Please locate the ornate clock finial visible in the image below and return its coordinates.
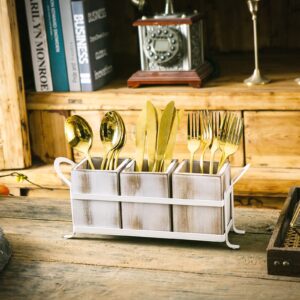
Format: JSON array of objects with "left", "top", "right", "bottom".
[{"left": 164, "top": 0, "right": 175, "bottom": 15}]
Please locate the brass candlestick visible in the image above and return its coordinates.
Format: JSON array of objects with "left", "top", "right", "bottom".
[
  {"left": 244, "top": 0, "right": 270, "bottom": 86},
  {"left": 131, "top": 0, "right": 146, "bottom": 11}
]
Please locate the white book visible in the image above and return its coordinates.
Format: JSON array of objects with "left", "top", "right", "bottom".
[
  {"left": 24, "top": 0, "right": 53, "bottom": 92},
  {"left": 59, "top": 0, "right": 81, "bottom": 91}
]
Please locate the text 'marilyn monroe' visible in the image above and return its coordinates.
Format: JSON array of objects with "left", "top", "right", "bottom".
[{"left": 30, "top": 0, "right": 51, "bottom": 91}]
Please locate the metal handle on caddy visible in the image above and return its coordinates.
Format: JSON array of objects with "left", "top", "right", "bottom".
[
  {"left": 231, "top": 164, "right": 251, "bottom": 187},
  {"left": 222, "top": 164, "right": 250, "bottom": 248},
  {"left": 224, "top": 164, "right": 251, "bottom": 199},
  {"left": 54, "top": 157, "right": 76, "bottom": 188}
]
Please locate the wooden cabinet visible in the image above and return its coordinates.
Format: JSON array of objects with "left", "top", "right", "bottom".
[
  {"left": 0, "top": 0, "right": 31, "bottom": 169},
  {"left": 0, "top": 0, "right": 300, "bottom": 197}
]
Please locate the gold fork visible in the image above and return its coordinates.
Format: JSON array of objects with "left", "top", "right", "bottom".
[
  {"left": 199, "top": 110, "right": 212, "bottom": 174},
  {"left": 217, "top": 113, "right": 243, "bottom": 173},
  {"left": 187, "top": 112, "right": 201, "bottom": 173},
  {"left": 209, "top": 111, "right": 221, "bottom": 175}
]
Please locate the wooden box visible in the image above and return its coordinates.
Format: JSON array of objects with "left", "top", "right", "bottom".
[
  {"left": 120, "top": 160, "right": 178, "bottom": 231},
  {"left": 267, "top": 187, "right": 300, "bottom": 277},
  {"left": 55, "top": 157, "right": 130, "bottom": 230},
  {"left": 172, "top": 160, "right": 231, "bottom": 235}
]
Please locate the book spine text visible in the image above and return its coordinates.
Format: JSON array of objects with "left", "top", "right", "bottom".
[
  {"left": 59, "top": 0, "right": 81, "bottom": 91},
  {"left": 25, "top": 0, "right": 53, "bottom": 92},
  {"left": 72, "top": 1, "right": 92, "bottom": 91},
  {"left": 43, "top": 0, "right": 69, "bottom": 91}
]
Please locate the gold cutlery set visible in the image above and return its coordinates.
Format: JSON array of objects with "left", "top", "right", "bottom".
[
  {"left": 187, "top": 111, "right": 243, "bottom": 174},
  {"left": 64, "top": 112, "right": 126, "bottom": 170},
  {"left": 64, "top": 106, "right": 243, "bottom": 175},
  {"left": 135, "top": 101, "right": 183, "bottom": 172}
]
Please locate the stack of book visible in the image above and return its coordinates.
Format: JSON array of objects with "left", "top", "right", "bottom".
[{"left": 25, "top": 0, "right": 113, "bottom": 92}]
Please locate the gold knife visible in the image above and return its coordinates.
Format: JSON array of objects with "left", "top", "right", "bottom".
[
  {"left": 163, "top": 109, "right": 183, "bottom": 172},
  {"left": 155, "top": 106, "right": 162, "bottom": 129},
  {"left": 153, "top": 101, "right": 175, "bottom": 172},
  {"left": 135, "top": 105, "right": 147, "bottom": 172},
  {"left": 146, "top": 101, "right": 158, "bottom": 172}
]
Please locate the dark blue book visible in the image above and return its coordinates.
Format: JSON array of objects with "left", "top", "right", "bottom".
[
  {"left": 43, "top": 0, "right": 69, "bottom": 91},
  {"left": 71, "top": 0, "right": 113, "bottom": 91}
]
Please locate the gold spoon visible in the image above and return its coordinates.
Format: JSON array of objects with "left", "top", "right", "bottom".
[
  {"left": 105, "top": 112, "right": 125, "bottom": 170},
  {"left": 64, "top": 115, "right": 95, "bottom": 170},
  {"left": 106, "top": 112, "right": 124, "bottom": 170},
  {"left": 100, "top": 111, "right": 123, "bottom": 170},
  {"left": 106, "top": 112, "right": 125, "bottom": 170},
  {"left": 111, "top": 112, "right": 126, "bottom": 170}
]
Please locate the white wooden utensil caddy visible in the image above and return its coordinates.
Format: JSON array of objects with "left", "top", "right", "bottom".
[{"left": 54, "top": 157, "right": 250, "bottom": 250}]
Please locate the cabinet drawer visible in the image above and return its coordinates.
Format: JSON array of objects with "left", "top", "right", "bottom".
[{"left": 245, "top": 111, "right": 300, "bottom": 168}]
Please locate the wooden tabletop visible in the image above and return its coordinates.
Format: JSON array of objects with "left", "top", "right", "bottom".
[{"left": 0, "top": 196, "right": 299, "bottom": 299}]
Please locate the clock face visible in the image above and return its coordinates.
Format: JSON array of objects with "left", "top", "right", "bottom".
[{"left": 143, "top": 26, "right": 183, "bottom": 66}]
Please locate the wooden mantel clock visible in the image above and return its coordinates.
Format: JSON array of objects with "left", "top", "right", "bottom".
[{"left": 128, "top": 0, "right": 213, "bottom": 88}]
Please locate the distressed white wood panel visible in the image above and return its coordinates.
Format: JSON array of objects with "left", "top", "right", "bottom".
[
  {"left": 120, "top": 160, "right": 177, "bottom": 231},
  {"left": 172, "top": 161, "right": 231, "bottom": 234},
  {"left": 72, "top": 200, "right": 121, "bottom": 228},
  {"left": 71, "top": 158, "right": 129, "bottom": 229}
]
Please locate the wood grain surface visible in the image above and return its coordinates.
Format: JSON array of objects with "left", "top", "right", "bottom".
[
  {"left": 245, "top": 111, "right": 300, "bottom": 168},
  {"left": 26, "top": 53, "right": 300, "bottom": 111},
  {"left": 127, "top": 64, "right": 213, "bottom": 89},
  {"left": 0, "top": 196, "right": 299, "bottom": 300},
  {"left": 26, "top": 77, "right": 300, "bottom": 111},
  {"left": 28, "top": 111, "right": 72, "bottom": 163},
  {"left": 172, "top": 161, "right": 231, "bottom": 235},
  {"left": 113, "top": 0, "right": 300, "bottom": 52},
  {"left": 0, "top": 0, "right": 31, "bottom": 170},
  {"left": 71, "top": 158, "right": 129, "bottom": 229},
  {"left": 120, "top": 161, "right": 176, "bottom": 231}
]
